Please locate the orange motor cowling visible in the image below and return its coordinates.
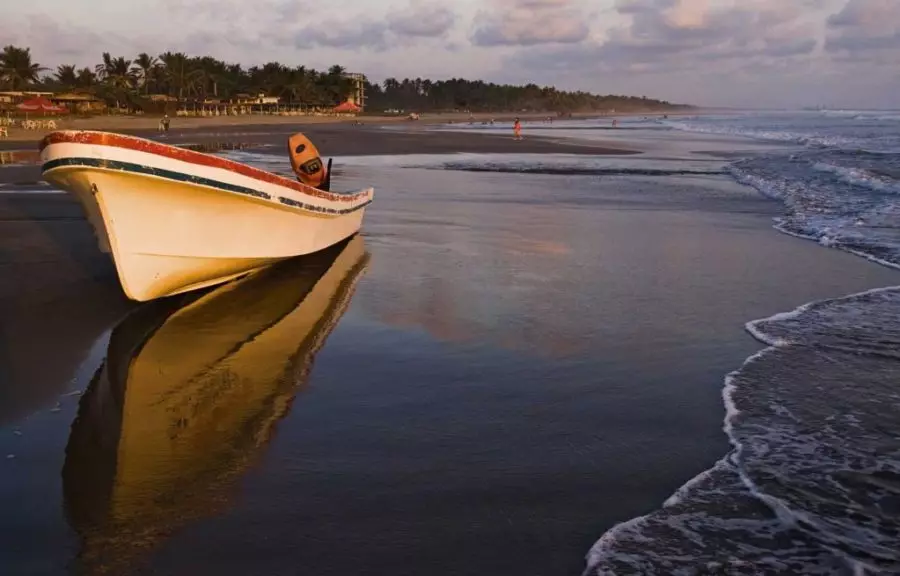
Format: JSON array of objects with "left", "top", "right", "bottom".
[{"left": 288, "top": 132, "right": 331, "bottom": 190}]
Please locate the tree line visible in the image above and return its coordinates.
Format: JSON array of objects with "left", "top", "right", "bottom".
[{"left": 0, "top": 45, "right": 688, "bottom": 113}]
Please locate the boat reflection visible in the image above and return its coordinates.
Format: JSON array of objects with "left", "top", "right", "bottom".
[
  {"left": 0, "top": 149, "right": 40, "bottom": 165},
  {"left": 62, "top": 235, "right": 369, "bottom": 573}
]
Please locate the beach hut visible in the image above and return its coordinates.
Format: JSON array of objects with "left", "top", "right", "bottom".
[{"left": 52, "top": 93, "right": 104, "bottom": 114}]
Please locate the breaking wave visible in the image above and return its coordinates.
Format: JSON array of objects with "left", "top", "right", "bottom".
[
  {"left": 663, "top": 113, "right": 900, "bottom": 154},
  {"left": 729, "top": 150, "right": 900, "bottom": 270},
  {"left": 587, "top": 287, "right": 900, "bottom": 575}
]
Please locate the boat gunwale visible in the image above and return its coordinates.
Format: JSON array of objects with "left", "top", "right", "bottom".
[{"left": 38, "top": 130, "right": 370, "bottom": 204}]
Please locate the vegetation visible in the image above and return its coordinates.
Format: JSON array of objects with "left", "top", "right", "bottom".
[
  {"left": 0, "top": 44, "right": 688, "bottom": 113},
  {"left": 366, "top": 78, "right": 683, "bottom": 113},
  {"left": 0, "top": 46, "right": 46, "bottom": 90}
]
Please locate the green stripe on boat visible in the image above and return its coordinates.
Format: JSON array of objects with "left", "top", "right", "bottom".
[{"left": 41, "top": 157, "right": 369, "bottom": 215}]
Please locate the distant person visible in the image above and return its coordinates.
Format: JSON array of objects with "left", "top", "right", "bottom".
[
  {"left": 162, "top": 114, "right": 171, "bottom": 132},
  {"left": 513, "top": 118, "right": 522, "bottom": 140}
]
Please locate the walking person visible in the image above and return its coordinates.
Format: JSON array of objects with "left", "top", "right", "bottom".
[{"left": 513, "top": 117, "right": 522, "bottom": 141}]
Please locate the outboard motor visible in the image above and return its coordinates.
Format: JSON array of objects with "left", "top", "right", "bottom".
[{"left": 288, "top": 132, "right": 332, "bottom": 191}]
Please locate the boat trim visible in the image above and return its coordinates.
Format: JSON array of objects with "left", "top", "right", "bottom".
[{"left": 42, "top": 157, "right": 372, "bottom": 216}]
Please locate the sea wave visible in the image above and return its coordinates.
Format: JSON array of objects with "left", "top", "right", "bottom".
[
  {"left": 811, "top": 162, "right": 900, "bottom": 195},
  {"left": 586, "top": 287, "right": 900, "bottom": 575},
  {"left": 727, "top": 148, "right": 900, "bottom": 269},
  {"left": 664, "top": 116, "right": 900, "bottom": 154},
  {"left": 820, "top": 110, "right": 900, "bottom": 123},
  {"left": 587, "top": 112, "right": 900, "bottom": 575}
]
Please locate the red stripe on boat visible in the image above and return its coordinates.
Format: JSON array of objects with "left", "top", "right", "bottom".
[{"left": 39, "top": 131, "right": 364, "bottom": 203}]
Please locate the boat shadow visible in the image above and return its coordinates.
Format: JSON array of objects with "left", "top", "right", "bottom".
[{"left": 61, "top": 234, "right": 370, "bottom": 575}]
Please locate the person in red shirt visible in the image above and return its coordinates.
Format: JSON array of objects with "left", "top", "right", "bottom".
[{"left": 513, "top": 118, "right": 522, "bottom": 140}]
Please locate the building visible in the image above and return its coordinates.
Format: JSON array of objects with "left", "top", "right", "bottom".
[
  {"left": 50, "top": 93, "right": 105, "bottom": 113},
  {"left": 344, "top": 73, "right": 366, "bottom": 110}
]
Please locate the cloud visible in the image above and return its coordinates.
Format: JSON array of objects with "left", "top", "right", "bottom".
[
  {"left": 0, "top": 14, "right": 150, "bottom": 67},
  {"left": 825, "top": 0, "right": 900, "bottom": 57},
  {"left": 3, "top": 0, "right": 460, "bottom": 67},
  {"left": 490, "top": 0, "right": 862, "bottom": 107},
  {"left": 3, "top": 0, "right": 898, "bottom": 108},
  {"left": 293, "top": 20, "right": 390, "bottom": 50},
  {"left": 471, "top": 0, "right": 591, "bottom": 47},
  {"left": 290, "top": 2, "right": 458, "bottom": 51},
  {"left": 606, "top": 0, "right": 818, "bottom": 67},
  {"left": 387, "top": 2, "right": 457, "bottom": 38},
  {"left": 500, "top": 0, "right": 822, "bottom": 82}
]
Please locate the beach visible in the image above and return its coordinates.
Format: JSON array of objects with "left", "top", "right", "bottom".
[{"left": 1, "top": 116, "right": 898, "bottom": 575}]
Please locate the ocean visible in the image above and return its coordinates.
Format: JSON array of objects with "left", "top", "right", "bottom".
[{"left": 442, "top": 111, "right": 900, "bottom": 575}]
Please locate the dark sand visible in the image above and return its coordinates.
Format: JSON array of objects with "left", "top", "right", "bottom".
[
  {"left": 0, "top": 193, "right": 133, "bottom": 424},
  {"left": 0, "top": 121, "right": 635, "bottom": 155},
  {"left": 1, "top": 126, "right": 898, "bottom": 575}
]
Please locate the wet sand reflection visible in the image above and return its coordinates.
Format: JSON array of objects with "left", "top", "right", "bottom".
[{"left": 62, "top": 235, "right": 369, "bottom": 574}]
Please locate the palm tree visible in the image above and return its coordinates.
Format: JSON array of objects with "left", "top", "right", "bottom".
[
  {"left": 158, "top": 52, "right": 198, "bottom": 99},
  {"left": 0, "top": 45, "right": 46, "bottom": 90},
  {"left": 54, "top": 65, "right": 78, "bottom": 89},
  {"left": 133, "top": 53, "right": 158, "bottom": 94},
  {"left": 95, "top": 52, "right": 137, "bottom": 109},
  {"left": 76, "top": 67, "right": 97, "bottom": 88},
  {"left": 383, "top": 77, "right": 400, "bottom": 92},
  {"left": 95, "top": 52, "right": 136, "bottom": 90}
]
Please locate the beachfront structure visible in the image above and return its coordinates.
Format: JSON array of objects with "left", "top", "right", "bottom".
[
  {"left": 344, "top": 72, "right": 366, "bottom": 111},
  {"left": 50, "top": 93, "right": 105, "bottom": 113},
  {"left": 3, "top": 86, "right": 359, "bottom": 119},
  {"left": 0, "top": 90, "right": 55, "bottom": 102}
]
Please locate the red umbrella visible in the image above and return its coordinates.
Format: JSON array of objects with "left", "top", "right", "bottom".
[
  {"left": 16, "top": 97, "right": 67, "bottom": 114},
  {"left": 333, "top": 101, "right": 360, "bottom": 113}
]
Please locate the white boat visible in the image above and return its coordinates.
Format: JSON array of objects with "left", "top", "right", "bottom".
[{"left": 39, "top": 130, "right": 373, "bottom": 301}]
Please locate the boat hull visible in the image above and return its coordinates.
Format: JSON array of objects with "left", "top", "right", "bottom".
[{"left": 39, "top": 131, "right": 373, "bottom": 301}]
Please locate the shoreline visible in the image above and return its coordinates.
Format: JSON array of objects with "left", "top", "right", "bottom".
[{"left": 0, "top": 108, "right": 699, "bottom": 144}]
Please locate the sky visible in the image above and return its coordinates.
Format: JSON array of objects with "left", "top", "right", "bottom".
[{"left": 3, "top": 0, "right": 899, "bottom": 109}]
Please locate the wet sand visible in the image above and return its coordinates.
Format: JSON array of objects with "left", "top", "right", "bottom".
[
  {"left": 2, "top": 126, "right": 898, "bottom": 575},
  {"left": 0, "top": 193, "right": 133, "bottom": 424},
  {"left": 0, "top": 120, "right": 635, "bottom": 155}
]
